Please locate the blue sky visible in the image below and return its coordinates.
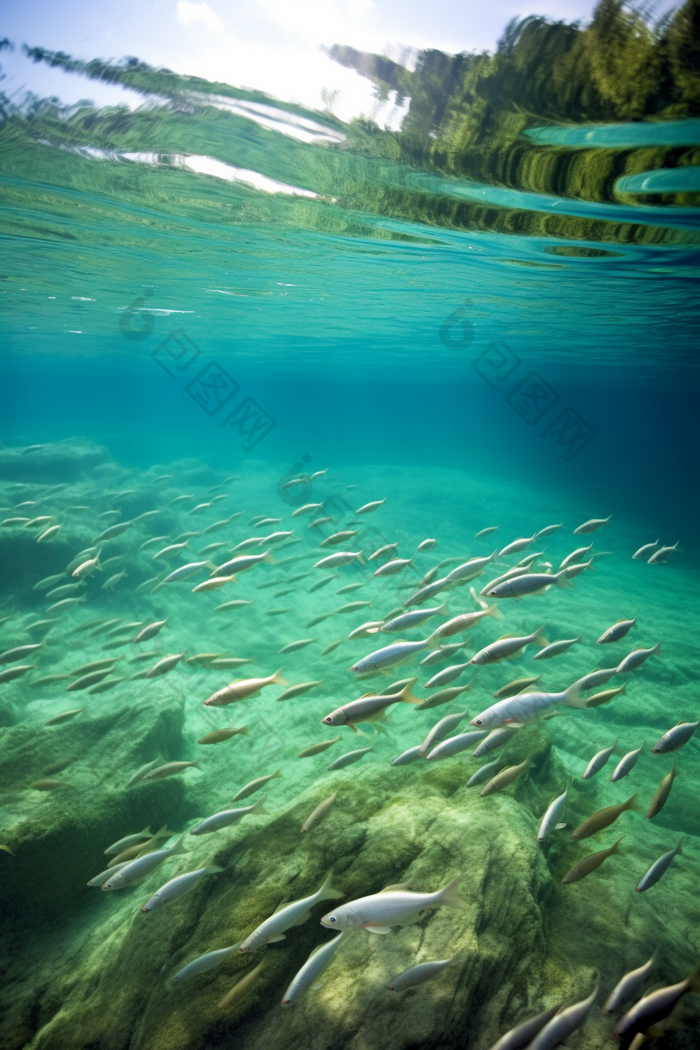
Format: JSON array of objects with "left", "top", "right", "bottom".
[{"left": 1, "top": 0, "right": 680, "bottom": 123}]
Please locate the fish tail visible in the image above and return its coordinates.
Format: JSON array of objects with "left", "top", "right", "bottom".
[
  {"left": 437, "top": 876, "right": 468, "bottom": 910},
  {"left": 272, "top": 670, "right": 289, "bottom": 686},
  {"left": 272, "top": 769, "right": 283, "bottom": 779},
  {"left": 205, "top": 863, "right": 225, "bottom": 874},
  {"left": 687, "top": 964, "right": 700, "bottom": 993},
  {"left": 262, "top": 550, "right": 277, "bottom": 565},
  {"left": 251, "top": 795, "right": 269, "bottom": 816},
  {"left": 356, "top": 551, "right": 365, "bottom": 565},
  {"left": 610, "top": 836, "right": 623, "bottom": 855},
  {"left": 554, "top": 571, "right": 575, "bottom": 588},
  {"left": 399, "top": 678, "right": 421, "bottom": 705},
  {"left": 626, "top": 793, "right": 641, "bottom": 812},
  {"left": 170, "top": 832, "right": 189, "bottom": 856},
  {"left": 533, "top": 627, "right": 549, "bottom": 647},
  {"left": 562, "top": 680, "right": 587, "bottom": 709},
  {"left": 317, "top": 870, "right": 344, "bottom": 901}
]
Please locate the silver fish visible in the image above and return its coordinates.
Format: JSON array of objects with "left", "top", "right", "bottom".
[
  {"left": 597, "top": 617, "right": 636, "bottom": 644},
  {"left": 582, "top": 740, "right": 617, "bottom": 780},
  {"left": 350, "top": 640, "right": 430, "bottom": 674},
  {"left": 425, "top": 730, "right": 488, "bottom": 761},
  {"left": 326, "top": 746, "right": 374, "bottom": 770},
  {"left": 190, "top": 797, "right": 268, "bottom": 835},
  {"left": 418, "top": 711, "right": 469, "bottom": 757},
  {"left": 386, "top": 956, "right": 455, "bottom": 991},
  {"left": 533, "top": 634, "right": 583, "bottom": 661},
  {"left": 172, "top": 944, "right": 241, "bottom": 983},
  {"left": 603, "top": 953, "right": 657, "bottom": 1013},
  {"left": 320, "top": 877, "right": 466, "bottom": 932},
  {"left": 390, "top": 746, "right": 423, "bottom": 766},
  {"left": 651, "top": 720, "right": 698, "bottom": 753},
  {"left": 240, "top": 872, "right": 343, "bottom": 951},
  {"left": 527, "top": 979, "right": 598, "bottom": 1049},
  {"left": 486, "top": 1004, "right": 562, "bottom": 1050},
  {"left": 142, "top": 865, "right": 223, "bottom": 911},
  {"left": 610, "top": 746, "right": 642, "bottom": 781},
  {"left": 537, "top": 789, "right": 567, "bottom": 841},
  {"left": 281, "top": 933, "right": 346, "bottom": 1005},
  {"left": 470, "top": 680, "right": 585, "bottom": 728},
  {"left": 636, "top": 839, "right": 683, "bottom": 893}
]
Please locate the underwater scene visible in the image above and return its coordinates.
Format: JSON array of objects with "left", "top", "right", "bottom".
[{"left": 0, "top": 2, "right": 699, "bottom": 1048}]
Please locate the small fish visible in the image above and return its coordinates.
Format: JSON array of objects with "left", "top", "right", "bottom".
[
  {"left": 427, "top": 605, "right": 503, "bottom": 642},
  {"left": 419, "top": 643, "right": 464, "bottom": 667},
  {"left": 301, "top": 792, "right": 337, "bottom": 833},
  {"left": 336, "top": 582, "right": 364, "bottom": 594},
  {"left": 172, "top": 944, "right": 241, "bottom": 983},
  {"left": 598, "top": 617, "right": 637, "bottom": 644},
  {"left": 211, "top": 551, "right": 275, "bottom": 577},
  {"left": 380, "top": 603, "right": 448, "bottom": 634},
  {"left": 424, "top": 662, "right": 470, "bottom": 688},
  {"left": 498, "top": 536, "right": 537, "bottom": 557},
  {"left": 611, "top": 746, "right": 642, "bottom": 781},
  {"left": 404, "top": 577, "right": 450, "bottom": 607},
  {"left": 93, "top": 520, "right": 133, "bottom": 543},
  {"left": 31, "top": 779, "right": 67, "bottom": 790},
  {"left": 636, "top": 839, "right": 683, "bottom": 892},
  {"left": 472, "top": 726, "right": 520, "bottom": 757},
  {"left": 466, "top": 759, "right": 504, "bottom": 787},
  {"left": 651, "top": 720, "right": 698, "bottom": 753},
  {"left": 46, "top": 596, "right": 88, "bottom": 615},
  {"left": 373, "top": 558, "right": 412, "bottom": 577},
  {"left": 157, "top": 561, "right": 216, "bottom": 586},
  {"left": 356, "top": 499, "right": 385, "bottom": 514},
  {"left": 134, "top": 620, "right": 167, "bottom": 643},
  {"left": 603, "top": 953, "right": 658, "bottom": 1014},
  {"left": 562, "top": 837, "right": 622, "bottom": 883},
  {"left": 241, "top": 872, "right": 343, "bottom": 951},
  {"left": 326, "top": 745, "right": 374, "bottom": 770},
  {"left": 102, "top": 570, "right": 127, "bottom": 590},
  {"left": 390, "top": 746, "right": 423, "bottom": 766},
  {"left": 0, "top": 643, "right": 44, "bottom": 665},
  {"left": 190, "top": 796, "right": 268, "bottom": 835},
  {"left": 279, "top": 638, "right": 316, "bottom": 654},
  {"left": 573, "top": 667, "right": 617, "bottom": 692},
  {"left": 37, "top": 524, "right": 61, "bottom": 542},
  {"left": 104, "top": 827, "right": 153, "bottom": 855},
  {"left": 471, "top": 627, "right": 549, "bottom": 666},
  {"left": 216, "top": 600, "right": 253, "bottom": 612},
  {"left": 559, "top": 545, "right": 593, "bottom": 570},
  {"left": 418, "top": 711, "right": 469, "bottom": 757},
  {"left": 152, "top": 541, "right": 190, "bottom": 561},
  {"left": 535, "top": 523, "right": 563, "bottom": 538},
  {"left": 582, "top": 740, "right": 618, "bottom": 780},
  {"left": 537, "top": 788, "right": 568, "bottom": 841},
  {"left": 527, "top": 981, "right": 598, "bottom": 1050},
  {"left": 281, "top": 933, "right": 346, "bottom": 1006},
  {"left": 321, "top": 877, "right": 466, "bottom": 933},
  {"left": 322, "top": 640, "right": 343, "bottom": 655},
  {"left": 415, "top": 684, "right": 471, "bottom": 710},
  {"left": 486, "top": 1004, "right": 562, "bottom": 1050},
  {"left": 125, "top": 757, "right": 163, "bottom": 788},
  {"left": 322, "top": 680, "right": 419, "bottom": 729},
  {"left": 277, "top": 680, "right": 323, "bottom": 701},
  {"left": 208, "top": 658, "right": 255, "bottom": 670},
  {"left": 647, "top": 542, "right": 678, "bottom": 564},
  {"left": 87, "top": 861, "right": 130, "bottom": 887},
  {"left": 0, "top": 663, "right": 37, "bottom": 683},
  {"left": 145, "top": 653, "right": 185, "bottom": 677},
  {"left": 647, "top": 762, "right": 678, "bottom": 818},
  {"left": 33, "top": 573, "right": 68, "bottom": 592},
  {"left": 425, "top": 730, "right": 487, "bottom": 761},
  {"left": 571, "top": 794, "right": 639, "bottom": 840},
  {"left": 314, "top": 551, "right": 365, "bottom": 569},
  {"left": 484, "top": 572, "right": 573, "bottom": 599},
  {"left": 291, "top": 503, "right": 324, "bottom": 517},
  {"left": 218, "top": 961, "right": 265, "bottom": 1010},
  {"left": 386, "top": 956, "right": 456, "bottom": 991},
  {"left": 613, "top": 965, "right": 700, "bottom": 1040},
  {"left": 444, "top": 552, "right": 498, "bottom": 583},
  {"left": 480, "top": 758, "right": 531, "bottom": 795},
  {"left": 350, "top": 640, "right": 431, "bottom": 675},
  {"left": 204, "top": 670, "right": 288, "bottom": 706},
  {"left": 45, "top": 708, "right": 84, "bottom": 725},
  {"left": 348, "top": 620, "right": 387, "bottom": 639},
  {"left": 632, "top": 540, "right": 659, "bottom": 560},
  {"left": 66, "top": 669, "right": 111, "bottom": 691},
  {"left": 46, "top": 582, "right": 84, "bottom": 600},
  {"left": 198, "top": 726, "right": 249, "bottom": 745},
  {"left": 232, "top": 770, "right": 282, "bottom": 803},
  {"left": 298, "top": 737, "right": 341, "bottom": 758},
  {"left": 143, "top": 760, "right": 200, "bottom": 780},
  {"left": 142, "top": 864, "right": 224, "bottom": 912},
  {"left": 573, "top": 515, "right": 611, "bottom": 534},
  {"left": 417, "top": 538, "right": 436, "bottom": 551},
  {"left": 616, "top": 642, "right": 661, "bottom": 673},
  {"left": 320, "top": 530, "right": 359, "bottom": 548},
  {"left": 533, "top": 634, "right": 583, "bottom": 661},
  {"left": 102, "top": 833, "right": 188, "bottom": 890}
]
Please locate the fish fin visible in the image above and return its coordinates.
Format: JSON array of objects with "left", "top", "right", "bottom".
[
  {"left": 263, "top": 551, "right": 277, "bottom": 565},
  {"left": 356, "top": 552, "right": 365, "bottom": 565},
  {"left": 626, "top": 793, "right": 641, "bottom": 813},
  {"left": 239, "top": 725, "right": 251, "bottom": 736},
  {"left": 555, "top": 823, "right": 567, "bottom": 830},
  {"left": 205, "top": 864, "right": 225, "bottom": 874},
  {"left": 267, "top": 934, "right": 286, "bottom": 943},
  {"left": 272, "top": 670, "right": 289, "bottom": 686},
  {"left": 437, "top": 875, "right": 468, "bottom": 910},
  {"left": 169, "top": 832, "right": 189, "bottom": 856},
  {"left": 686, "top": 965, "right": 700, "bottom": 993},
  {"left": 533, "top": 628, "right": 549, "bottom": 646},
  {"left": 317, "top": 871, "right": 344, "bottom": 902},
  {"left": 398, "top": 679, "right": 421, "bottom": 705},
  {"left": 251, "top": 795, "right": 269, "bottom": 816},
  {"left": 562, "top": 680, "right": 587, "bottom": 709},
  {"left": 346, "top": 721, "right": 358, "bottom": 732},
  {"left": 272, "top": 769, "right": 283, "bottom": 779},
  {"left": 363, "top": 925, "right": 392, "bottom": 934},
  {"left": 380, "top": 876, "right": 414, "bottom": 893},
  {"left": 486, "top": 602, "right": 505, "bottom": 619}
]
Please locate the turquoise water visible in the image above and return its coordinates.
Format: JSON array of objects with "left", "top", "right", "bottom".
[{"left": 1, "top": 13, "right": 699, "bottom": 1050}]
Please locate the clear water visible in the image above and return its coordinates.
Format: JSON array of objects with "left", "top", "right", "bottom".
[{"left": 0, "top": 13, "right": 699, "bottom": 1050}]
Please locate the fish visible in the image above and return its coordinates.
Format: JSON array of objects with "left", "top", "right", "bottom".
[
  {"left": 350, "top": 640, "right": 431, "bottom": 675},
  {"left": 45, "top": 582, "right": 85, "bottom": 600},
  {"left": 209, "top": 658, "right": 255, "bottom": 670},
  {"left": 466, "top": 759, "right": 504, "bottom": 787},
  {"left": 418, "top": 710, "right": 469, "bottom": 757},
  {"left": 386, "top": 956, "right": 455, "bottom": 991},
  {"left": 139, "top": 536, "right": 169, "bottom": 551},
  {"left": 190, "top": 796, "right": 269, "bottom": 835},
  {"left": 45, "top": 708, "right": 84, "bottom": 725},
  {"left": 231, "top": 770, "right": 282, "bottom": 802},
  {"left": 356, "top": 499, "right": 385, "bottom": 514},
  {"left": 493, "top": 676, "right": 542, "bottom": 699},
  {"left": 445, "top": 553, "right": 498, "bottom": 583},
  {"left": 320, "top": 876, "right": 466, "bottom": 933},
  {"left": 604, "top": 953, "right": 657, "bottom": 1014},
  {"left": 156, "top": 561, "right": 216, "bottom": 586},
  {"left": 298, "top": 737, "right": 341, "bottom": 757},
  {"left": 616, "top": 643, "right": 661, "bottom": 673},
  {"left": 537, "top": 788, "right": 568, "bottom": 841},
  {"left": 66, "top": 669, "right": 112, "bottom": 691},
  {"left": 336, "top": 582, "right": 364, "bottom": 593},
  {"left": 326, "top": 745, "right": 374, "bottom": 770},
  {"left": 424, "top": 662, "right": 471, "bottom": 688},
  {"left": 417, "top": 538, "right": 436, "bottom": 551},
  {"left": 281, "top": 933, "right": 346, "bottom": 1005},
  {"left": 333, "top": 600, "right": 374, "bottom": 615},
  {"left": 403, "top": 577, "right": 450, "bottom": 607},
  {"left": 470, "top": 627, "right": 549, "bottom": 666},
  {"left": 348, "top": 621, "right": 386, "bottom": 639},
  {"left": 484, "top": 572, "right": 573, "bottom": 599},
  {"left": 415, "top": 684, "right": 471, "bottom": 710},
  {"left": 104, "top": 827, "right": 153, "bottom": 855},
  {"left": 320, "top": 530, "right": 360, "bottom": 547},
  {"left": 102, "top": 570, "right": 127, "bottom": 590},
  {"left": 379, "top": 603, "right": 449, "bottom": 633},
  {"left": 571, "top": 794, "right": 639, "bottom": 840},
  {"left": 143, "top": 761, "right": 200, "bottom": 780},
  {"left": 152, "top": 542, "right": 190, "bottom": 561},
  {"left": 470, "top": 680, "right": 585, "bottom": 729},
  {"left": 613, "top": 965, "right": 700, "bottom": 1039},
  {"left": 87, "top": 861, "right": 131, "bottom": 887},
  {"left": 419, "top": 643, "right": 465, "bottom": 666},
  {"left": 526, "top": 980, "right": 598, "bottom": 1049},
  {"left": 559, "top": 545, "right": 593, "bottom": 570},
  {"left": 647, "top": 542, "right": 678, "bottom": 564},
  {"left": 279, "top": 639, "right": 316, "bottom": 654},
  {"left": 37, "top": 524, "right": 61, "bottom": 542},
  {"left": 582, "top": 740, "right": 617, "bottom": 780},
  {"left": 0, "top": 643, "right": 45, "bottom": 665},
  {"left": 472, "top": 726, "right": 520, "bottom": 757},
  {"left": 533, "top": 634, "right": 583, "bottom": 660},
  {"left": 218, "top": 961, "right": 264, "bottom": 1009},
  {"left": 427, "top": 605, "right": 503, "bottom": 643},
  {"left": 597, "top": 617, "right": 637, "bottom": 644},
  {"left": 562, "top": 837, "right": 622, "bottom": 883},
  {"left": 573, "top": 515, "right": 611, "bottom": 534},
  {"left": 33, "top": 573, "right": 68, "bottom": 592},
  {"left": 145, "top": 653, "right": 185, "bottom": 677},
  {"left": 636, "top": 839, "right": 683, "bottom": 892},
  {"left": 204, "top": 670, "right": 288, "bottom": 706},
  {"left": 314, "top": 551, "right": 365, "bottom": 569},
  {"left": 134, "top": 620, "right": 167, "bottom": 643},
  {"left": 479, "top": 567, "right": 529, "bottom": 596},
  {"left": 197, "top": 726, "right": 249, "bottom": 745},
  {"left": 125, "top": 757, "right": 163, "bottom": 788},
  {"left": 276, "top": 681, "right": 323, "bottom": 701},
  {"left": 0, "top": 664, "right": 37, "bottom": 683},
  {"left": 485, "top": 1004, "right": 562, "bottom": 1050},
  {"left": 308, "top": 517, "right": 332, "bottom": 530},
  {"left": 142, "top": 864, "right": 224, "bottom": 912},
  {"left": 373, "top": 558, "right": 412, "bottom": 577},
  {"left": 24, "top": 619, "right": 59, "bottom": 634},
  {"left": 301, "top": 792, "right": 337, "bottom": 833},
  {"left": 498, "top": 536, "right": 537, "bottom": 557},
  {"left": 291, "top": 503, "right": 324, "bottom": 517},
  {"left": 480, "top": 758, "right": 531, "bottom": 796},
  {"left": 172, "top": 944, "right": 241, "bottom": 983},
  {"left": 46, "top": 596, "right": 87, "bottom": 614},
  {"left": 586, "top": 684, "right": 628, "bottom": 709},
  {"left": 322, "top": 640, "right": 344, "bottom": 655},
  {"left": 651, "top": 720, "right": 698, "bottom": 753},
  {"left": 322, "top": 680, "right": 420, "bottom": 729},
  {"left": 611, "top": 746, "right": 642, "bottom": 781},
  {"left": 216, "top": 600, "right": 253, "bottom": 612},
  {"left": 240, "top": 872, "right": 343, "bottom": 952},
  {"left": 102, "top": 833, "right": 188, "bottom": 890},
  {"left": 390, "top": 746, "right": 423, "bottom": 766},
  {"left": 646, "top": 762, "right": 678, "bottom": 818},
  {"left": 536, "top": 523, "right": 563, "bottom": 538},
  {"left": 475, "top": 526, "right": 498, "bottom": 538},
  {"left": 31, "top": 779, "right": 67, "bottom": 790},
  {"left": 572, "top": 667, "right": 617, "bottom": 692},
  {"left": 186, "top": 653, "right": 225, "bottom": 666},
  {"left": 425, "top": 730, "right": 488, "bottom": 761},
  {"left": 93, "top": 521, "right": 134, "bottom": 543},
  {"left": 259, "top": 530, "right": 294, "bottom": 545},
  {"left": 632, "top": 540, "right": 659, "bottom": 560}
]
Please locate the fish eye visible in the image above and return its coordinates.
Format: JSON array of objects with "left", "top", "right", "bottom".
[
  {"left": 475, "top": 719, "right": 482, "bottom": 725},
  {"left": 329, "top": 916, "right": 336, "bottom": 923},
  {"left": 324, "top": 717, "right": 332, "bottom": 723}
]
